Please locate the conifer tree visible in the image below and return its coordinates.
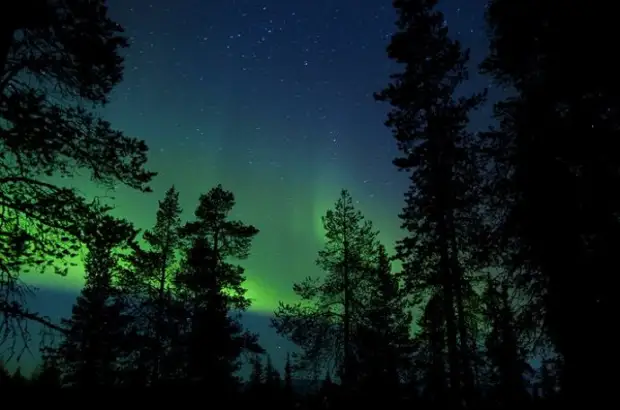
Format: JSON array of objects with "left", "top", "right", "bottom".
[
  {"left": 249, "top": 354, "right": 265, "bottom": 397},
  {"left": 0, "top": 0, "right": 155, "bottom": 339},
  {"left": 356, "top": 244, "right": 412, "bottom": 401},
  {"left": 31, "top": 356, "right": 62, "bottom": 387},
  {"left": 173, "top": 185, "right": 262, "bottom": 392},
  {"left": 0, "top": 361, "right": 10, "bottom": 386},
  {"left": 10, "top": 367, "right": 27, "bottom": 386},
  {"left": 480, "top": 0, "right": 619, "bottom": 400},
  {"left": 482, "top": 277, "right": 530, "bottom": 406},
  {"left": 413, "top": 293, "right": 448, "bottom": 405},
  {"left": 283, "top": 352, "right": 295, "bottom": 405},
  {"left": 375, "top": 0, "right": 486, "bottom": 405},
  {"left": 265, "top": 354, "right": 281, "bottom": 389},
  {"left": 51, "top": 215, "right": 136, "bottom": 387},
  {"left": 272, "top": 189, "right": 378, "bottom": 392},
  {"left": 130, "top": 185, "right": 182, "bottom": 384}
]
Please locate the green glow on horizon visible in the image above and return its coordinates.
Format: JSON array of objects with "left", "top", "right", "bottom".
[{"left": 21, "top": 159, "right": 404, "bottom": 315}]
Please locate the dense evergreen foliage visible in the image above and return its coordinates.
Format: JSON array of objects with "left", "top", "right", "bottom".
[{"left": 0, "top": 0, "right": 609, "bottom": 407}]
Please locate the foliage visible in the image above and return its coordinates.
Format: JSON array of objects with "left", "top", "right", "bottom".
[{"left": 0, "top": 0, "right": 155, "bottom": 348}]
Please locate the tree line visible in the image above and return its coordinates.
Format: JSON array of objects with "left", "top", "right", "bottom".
[{"left": 0, "top": 0, "right": 614, "bottom": 407}]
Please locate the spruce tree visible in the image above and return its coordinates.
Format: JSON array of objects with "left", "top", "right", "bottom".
[
  {"left": 51, "top": 215, "right": 136, "bottom": 387},
  {"left": 375, "top": 0, "right": 486, "bottom": 405},
  {"left": 356, "top": 244, "right": 412, "bottom": 402},
  {"left": 283, "top": 352, "right": 295, "bottom": 402}
]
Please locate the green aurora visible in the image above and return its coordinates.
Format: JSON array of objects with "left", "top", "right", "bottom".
[{"left": 22, "top": 167, "right": 405, "bottom": 314}]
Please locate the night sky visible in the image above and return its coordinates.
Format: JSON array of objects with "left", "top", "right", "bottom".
[{"left": 18, "top": 0, "right": 499, "bottom": 373}]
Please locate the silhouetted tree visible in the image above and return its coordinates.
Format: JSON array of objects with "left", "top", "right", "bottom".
[
  {"left": 172, "top": 185, "right": 262, "bottom": 392},
  {"left": 48, "top": 215, "right": 137, "bottom": 387},
  {"left": 128, "top": 185, "right": 183, "bottom": 384},
  {"left": 272, "top": 190, "right": 378, "bottom": 392},
  {"left": 412, "top": 293, "right": 448, "bottom": 405},
  {"left": 375, "top": 0, "right": 487, "bottom": 406},
  {"left": 480, "top": 0, "right": 619, "bottom": 401},
  {"left": 247, "top": 354, "right": 265, "bottom": 401},
  {"left": 31, "top": 356, "right": 62, "bottom": 387},
  {"left": 282, "top": 352, "right": 295, "bottom": 406},
  {"left": 482, "top": 276, "right": 530, "bottom": 407},
  {"left": 355, "top": 244, "right": 412, "bottom": 402},
  {"left": 0, "top": 0, "right": 155, "bottom": 347},
  {"left": 0, "top": 360, "right": 10, "bottom": 385},
  {"left": 265, "top": 354, "right": 281, "bottom": 388},
  {"left": 10, "top": 367, "right": 27, "bottom": 387}
]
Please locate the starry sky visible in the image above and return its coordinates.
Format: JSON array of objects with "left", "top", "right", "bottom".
[{"left": 17, "top": 0, "right": 500, "bottom": 372}]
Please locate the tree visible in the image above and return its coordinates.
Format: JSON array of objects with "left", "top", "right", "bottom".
[
  {"left": 265, "top": 354, "right": 281, "bottom": 389},
  {"left": 412, "top": 292, "right": 447, "bottom": 405},
  {"left": 355, "top": 244, "right": 412, "bottom": 402},
  {"left": 0, "top": 360, "right": 10, "bottom": 385},
  {"left": 272, "top": 189, "right": 378, "bottom": 392},
  {"left": 374, "top": 0, "right": 487, "bottom": 405},
  {"left": 480, "top": 0, "right": 619, "bottom": 401},
  {"left": 0, "top": 0, "right": 155, "bottom": 344},
  {"left": 482, "top": 276, "right": 530, "bottom": 407},
  {"left": 11, "top": 367, "right": 28, "bottom": 387},
  {"left": 129, "top": 185, "right": 182, "bottom": 384},
  {"left": 172, "top": 185, "right": 262, "bottom": 392},
  {"left": 31, "top": 356, "right": 62, "bottom": 387},
  {"left": 283, "top": 352, "right": 295, "bottom": 402},
  {"left": 49, "top": 215, "right": 136, "bottom": 387}
]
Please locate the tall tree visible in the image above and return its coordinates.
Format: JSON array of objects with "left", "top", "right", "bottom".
[
  {"left": 49, "top": 215, "right": 136, "bottom": 387},
  {"left": 480, "top": 0, "right": 619, "bottom": 401},
  {"left": 375, "top": 0, "right": 486, "bottom": 406},
  {"left": 0, "top": 0, "right": 155, "bottom": 341},
  {"left": 272, "top": 189, "right": 378, "bottom": 392},
  {"left": 129, "top": 185, "right": 182, "bottom": 384},
  {"left": 173, "top": 185, "right": 262, "bottom": 392}
]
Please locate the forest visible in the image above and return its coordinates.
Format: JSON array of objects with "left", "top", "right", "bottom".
[{"left": 0, "top": 0, "right": 614, "bottom": 407}]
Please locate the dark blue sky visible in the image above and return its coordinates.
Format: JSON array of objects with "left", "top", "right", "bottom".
[{"left": 14, "top": 0, "right": 499, "bottom": 374}]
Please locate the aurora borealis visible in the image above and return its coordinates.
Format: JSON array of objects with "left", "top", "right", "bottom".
[{"left": 21, "top": 0, "right": 494, "bottom": 363}]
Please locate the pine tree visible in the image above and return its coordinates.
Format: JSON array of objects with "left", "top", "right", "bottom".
[
  {"left": 174, "top": 185, "right": 262, "bottom": 392},
  {"left": 51, "top": 215, "right": 136, "bottom": 387},
  {"left": 129, "top": 185, "right": 183, "bottom": 384},
  {"left": 0, "top": 0, "right": 155, "bottom": 340},
  {"left": 480, "top": 0, "right": 619, "bottom": 401},
  {"left": 375, "top": 0, "right": 486, "bottom": 406},
  {"left": 272, "top": 189, "right": 378, "bottom": 392}
]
